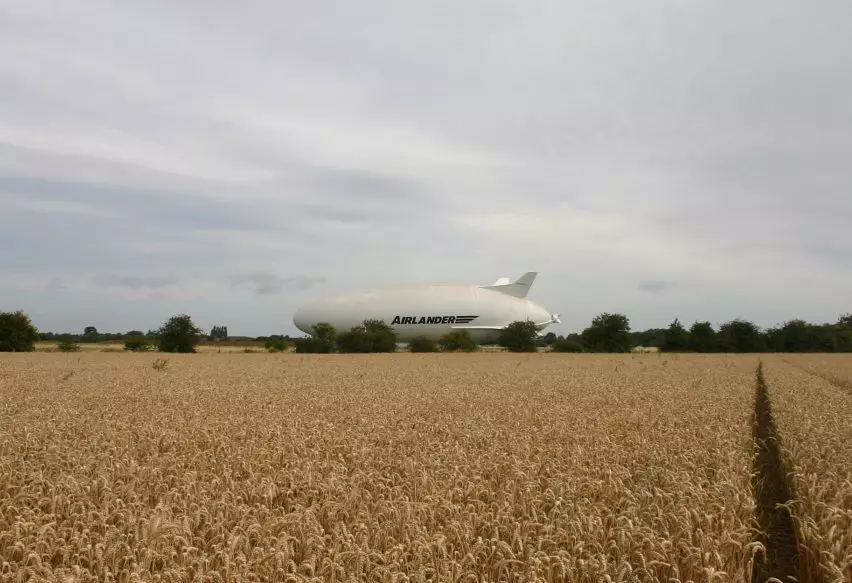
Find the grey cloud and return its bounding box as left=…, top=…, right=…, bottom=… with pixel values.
left=228, top=272, right=327, bottom=296
left=94, top=274, right=181, bottom=289
left=1, top=0, right=850, bottom=335
left=638, top=280, right=674, bottom=294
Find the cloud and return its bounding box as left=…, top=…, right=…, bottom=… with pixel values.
left=1, top=0, right=850, bottom=335
left=228, top=272, right=327, bottom=295
left=638, top=280, right=674, bottom=294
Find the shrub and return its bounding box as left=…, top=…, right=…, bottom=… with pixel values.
left=439, top=329, right=478, bottom=352
left=57, top=339, right=81, bottom=352
left=124, top=335, right=153, bottom=352
left=264, top=337, right=288, bottom=352
left=156, top=314, right=203, bottom=353
left=337, top=327, right=374, bottom=353
left=498, top=321, right=539, bottom=352
left=363, top=320, right=397, bottom=352
left=409, top=336, right=439, bottom=352
left=295, top=323, right=337, bottom=353
left=551, top=338, right=584, bottom=352
left=0, top=310, right=39, bottom=352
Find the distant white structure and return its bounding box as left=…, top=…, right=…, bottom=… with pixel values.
left=631, top=346, right=661, bottom=353
left=293, top=272, right=560, bottom=344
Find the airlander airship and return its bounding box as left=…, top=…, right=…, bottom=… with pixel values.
left=292, top=272, right=560, bottom=344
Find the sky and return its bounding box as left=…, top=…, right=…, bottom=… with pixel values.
left=1, top=1, right=851, bottom=337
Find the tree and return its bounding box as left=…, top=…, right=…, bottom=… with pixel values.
left=438, top=329, right=478, bottom=352
left=57, top=338, right=81, bottom=352
left=336, top=326, right=373, bottom=353
left=409, top=336, right=439, bottom=352
left=264, top=337, right=288, bottom=352
left=209, top=325, right=228, bottom=341
left=124, top=334, right=153, bottom=352
left=294, top=323, right=337, bottom=353
left=688, top=321, right=717, bottom=352
left=0, top=310, right=39, bottom=352
left=663, top=318, right=690, bottom=352
left=551, top=338, right=584, bottom=352
left=82, top=326, right=99, bottom=342
left=499, top=320, right=539, bottom=352
left=838, top=313, right=852, bottom=328
left=718, top=319, right=765, bottom=353
left=363, top=319, right=397, bottom=352
left=156, top=314, right=203, bottom=353
left=581, top=313, right=631, bottom=352
left=537, top=331, right=557, bottom=347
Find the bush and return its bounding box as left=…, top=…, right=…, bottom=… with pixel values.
left=0, top=310, right=39, bottom=352
left=156, top=314, right=203, bottom=353
left=124, top=335, right=153, bottom=352
left=498, top=320, right=539, bottom=352
left=57, top=339, right=81, bottom=352
left=264, top=337, right=288, bottom=352
left=439, top=329, right=478, bottom=352
left=337, top=327, right=373, bottom=353
left=409, top=336, right=439, bottom=352
left=337, top=320, right=398, bottom=353
left=294, top=323, right=337, bottom=353
left=551, top=338, right=584, bottom=352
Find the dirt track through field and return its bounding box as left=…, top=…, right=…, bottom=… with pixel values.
left=750, top=362, right=800, bottom=583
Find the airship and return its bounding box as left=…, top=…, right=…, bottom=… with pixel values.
left=292, top=272, right=560, bottom=344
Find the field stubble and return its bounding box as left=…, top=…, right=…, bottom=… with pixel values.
left=1, top=353, right=762, bottom=582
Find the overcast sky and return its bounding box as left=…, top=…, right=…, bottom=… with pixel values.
left=2, top=1, right=851, bottom=336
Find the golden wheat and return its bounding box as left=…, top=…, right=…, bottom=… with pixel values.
left=1, top=353, right=762, bottom=582
left=760, top=356, right=852, bottom=583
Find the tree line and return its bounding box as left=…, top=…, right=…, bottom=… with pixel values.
left=2, top=308, right=851, bottom=353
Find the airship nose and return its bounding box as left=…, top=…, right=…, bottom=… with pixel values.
left=293, top=306, right=312, bottom=335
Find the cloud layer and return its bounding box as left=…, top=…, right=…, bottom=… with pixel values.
left=2, top=0, right=851, bottom=335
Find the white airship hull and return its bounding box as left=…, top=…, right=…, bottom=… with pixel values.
left=293, top=273, right=559, bottom=344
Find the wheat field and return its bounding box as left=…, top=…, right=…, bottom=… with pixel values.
left=0, top=352, right=848, bottom=582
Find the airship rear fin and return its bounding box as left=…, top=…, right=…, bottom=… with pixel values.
left=483, top=271, right=538, bottom=298
left=490, top=277, right=511, bottom=286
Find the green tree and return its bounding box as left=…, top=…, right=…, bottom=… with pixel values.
left=0, top=310, right=39, bottom=352
left=688, top=321, right=718, bottom=352
left=499, top=320, right=539, bottom=352
left=124, top=334, right=153, bottom=352
left=537, top=331, right=557, bottom=347
left=82, top=326, right=99, bottom=343
left=209, top=325, right=228, bottom=340
left=156, top=314, right=204, bottom=353
left=718, top=319, right=765, bottom=353
left=409, top=336, right=439, bottom=352
left=57, top=338, right=81, bottom=352
left=264, top=337, right=288, bottom=352
left=438, top=329, right=478, bottom=352
left=336, top=326, right=373, bottom=353
left=550, top=338, right=584, bottom=352
left=581, top=313, right=631, bottom=352
left=295, top=323, right=337, bottom=353
left=363, top=319, right=397, bottom=352
left=663, top=318, right=690, bottom=352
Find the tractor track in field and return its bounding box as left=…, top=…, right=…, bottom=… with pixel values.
left=751, top=361, right=801, bottom=583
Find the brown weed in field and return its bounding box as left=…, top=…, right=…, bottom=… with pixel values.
left=1, top=353, right=762, bottom=582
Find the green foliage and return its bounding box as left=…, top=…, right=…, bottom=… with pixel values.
left=0, top=310, right=39, bottom=352
left=408, top=336, right=439, bottom=352
left=663, top=318, right=690, bottom=352
left=438, top=329, right=478, bottom=352
left=551, top=338, right=584, bottom=352
left=498, top=320, right=539, bottom=352
left=336, top=326, right=373, bottom=353
left=264, top=337, right=288, bottom=352
left=581, top=312, right=631, bottom=352
left=155, top=314, right=203, bottom=353
left=57, top=339, right=81, bottom=352
left=124, top=335, right=153, bottom=352
left=209, top=325, right=228, bottom=340
left=537, top=332, right=557, bottom=347
left=81, top=326, right=99, bottom=343
left=294, top=323, right=337, bottom=353
left=717, top=319, right=765, bottom=353
left=688, top=321, right=718, bottom=352
left=336, top=320, right=397, bottom=353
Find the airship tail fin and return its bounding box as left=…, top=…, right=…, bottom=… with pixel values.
left=483, top=271, right=538, bottom=298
